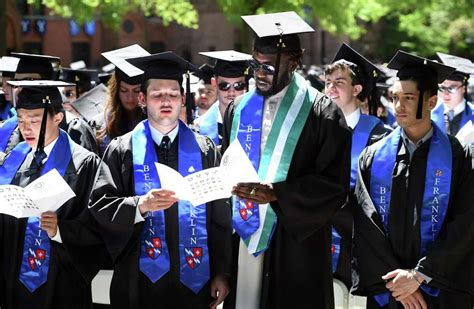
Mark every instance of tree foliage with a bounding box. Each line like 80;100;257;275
28;0;199;30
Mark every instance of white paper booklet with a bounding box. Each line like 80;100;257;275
155;140;259;206
455;120;474;146
0;169;76;218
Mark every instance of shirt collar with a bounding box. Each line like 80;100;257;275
33;135;59;164
401;126;433;158
345;108;361;129
445;100;466;117
149;122;179;146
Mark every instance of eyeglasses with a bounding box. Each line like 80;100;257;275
217;81;246;92
248;58;275;75
438;84;463;94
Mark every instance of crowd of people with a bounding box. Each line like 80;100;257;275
0;10;472;309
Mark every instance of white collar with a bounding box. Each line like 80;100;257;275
445;100;466;117
345;108;361;130
33;135;59;163
149;122;179;145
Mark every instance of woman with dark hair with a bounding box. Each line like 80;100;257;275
95;45;150;156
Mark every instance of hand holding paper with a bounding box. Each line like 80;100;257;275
156;140;259;206
0;169;76;218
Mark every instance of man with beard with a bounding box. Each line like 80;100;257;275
222;12;352;309
195;50;251;145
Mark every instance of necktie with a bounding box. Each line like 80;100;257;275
445;110;455;134
160;136;170;165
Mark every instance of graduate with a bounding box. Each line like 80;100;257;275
195;50;251;145
222;12;352;309
352;51;474;308
193;64;217;119
0;81;103;308
324;43;392;289
431;53;474;138
89;52;232;309
0;56;20;121
0;52;98;155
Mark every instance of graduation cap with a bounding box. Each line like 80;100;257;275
241;11;315;93
0;56;20;78
436;52;474;84
102;44;150;85
11;52;60;80
70;83;108;121
199;50;251;78
8;80;74;167
126;51;198;124
59;68;100;98
331;43;382;115
387;50;456;119
193;64;215;84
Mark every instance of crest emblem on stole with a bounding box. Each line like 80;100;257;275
185;247;203;270
145;237;162;259
239;200;254;221
28;247;46;270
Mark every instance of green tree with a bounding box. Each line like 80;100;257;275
28;0;199;30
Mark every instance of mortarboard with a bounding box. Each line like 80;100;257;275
127;51;198;124
0;56;20;78
241;11;315;92
332;43;382;115
436;52;474;84
199;50;251;78
11;52;60;80
59;68;100;99
70;83;108;121
387;50;456;119
102;44;150;85
8;80;74;166
193;64;215;84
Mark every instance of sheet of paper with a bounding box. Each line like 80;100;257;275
0;169;76;218
155;140;259;206
455;120;474;146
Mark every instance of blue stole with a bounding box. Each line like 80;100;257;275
232;93;264;241
332;114;382;274
432;101;474;134
197;103;220;145
0;115;18;153
0;130;73;292
369;124;452;306
133;120;209;293
0;102;15;121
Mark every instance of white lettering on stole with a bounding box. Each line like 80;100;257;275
190;207;197;245
379;186;387;222
35;238;42;246
148;218;155;234
245;125;253;154
431;177;441;238
144;164;151;181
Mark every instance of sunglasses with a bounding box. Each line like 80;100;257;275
217;81;246;91
438;84;463;94
248;58;275;75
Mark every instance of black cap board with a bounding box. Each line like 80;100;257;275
60;68;100;84
199;50;251;78
436;52;474;84
331;43;382;115
101;44;150;85
11;52;60;80
193;64;214;84
70;83;108;121
387;50;456;118
126;51;198;85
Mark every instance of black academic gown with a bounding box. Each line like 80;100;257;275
222;90;352;309
332;121;392;289
0;142;102;309
353;134;474;308
89;131;232;309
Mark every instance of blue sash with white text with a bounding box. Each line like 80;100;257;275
0;115;18;153
232;92;264;240
369;124;451;306
133;120;209;293
0;130;74;292
198;103;219;145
